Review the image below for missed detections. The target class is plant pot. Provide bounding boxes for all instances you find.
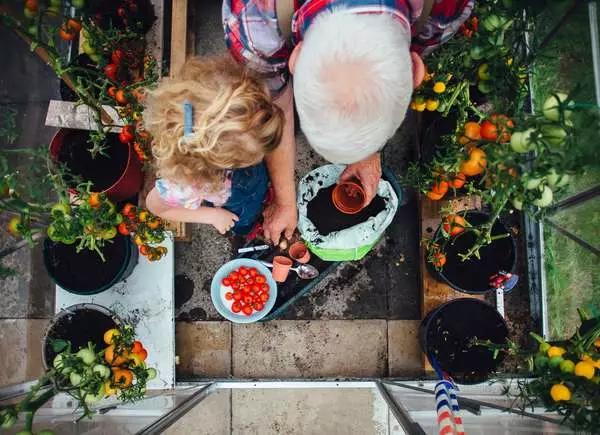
[42,303,120,369]
[272,256,292,282]
[289,241,310,264]
[429,211,517,294]
[50,128,143,201]
[332,181,366,214]
[43,234,138,295]
[419,298,509,384]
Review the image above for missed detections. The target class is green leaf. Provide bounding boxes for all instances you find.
[50,339,68,353]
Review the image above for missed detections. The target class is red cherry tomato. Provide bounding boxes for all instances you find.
[243,295,253,304]
[225,292,233,300]
[232,283,241,291]
[233,292,242,301]
[229,272,238,281]
[260,284,269,291]
[251,284,260,293]
[222,277,231,286]
[260,293,269,302]
[249,268,258,277]
[256,275,266,284]
[242,305,253,315]
[231,302,242,313]
[246,278,255,285]
[254,302,264,311]
[239,267,247,274]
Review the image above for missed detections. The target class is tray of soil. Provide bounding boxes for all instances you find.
[419,298,509,384]
[237,242,339,321]
[43,234,138,295]
[50,128,143,201]
[60,54,100,102]
[42,303,120,369]
[429,211,516,294]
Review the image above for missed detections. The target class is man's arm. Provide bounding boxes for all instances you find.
[262,83,298,244]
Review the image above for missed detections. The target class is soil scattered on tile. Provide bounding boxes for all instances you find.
[307,185,386,235]
[175,274,195,309]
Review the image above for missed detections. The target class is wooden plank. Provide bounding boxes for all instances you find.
[419,195,483,371]
[45,100,123,131]
[170,0,188,77]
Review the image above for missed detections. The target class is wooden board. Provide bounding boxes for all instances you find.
[419,195,483,371]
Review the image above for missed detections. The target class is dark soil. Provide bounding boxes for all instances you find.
[440,212,516,293]
[44,235,130,294]
[44,307,117,367]
[57,130,128,192]
[307,185,386,236]
[422,298,509,384]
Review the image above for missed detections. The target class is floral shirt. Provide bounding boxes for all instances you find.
[155,174,233,209]
[223,0,474,95]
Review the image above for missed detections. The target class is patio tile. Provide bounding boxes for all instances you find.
[0,319,50,385]
[175,321,231,378]
[231,388,388,435]
[387,320,424,377]
[164,388,231,435]
[232,320,387,378]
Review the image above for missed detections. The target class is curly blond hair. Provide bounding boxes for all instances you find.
[143,55,283,190]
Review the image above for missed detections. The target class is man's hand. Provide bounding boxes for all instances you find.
[339,152,382,205]
[263,202,297,245]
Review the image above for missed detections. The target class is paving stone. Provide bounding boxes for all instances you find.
[164,389,232,435]
[0,319,50,385]
[387,320,424,377]
[232,320,387,378]
[176,321,231,378]
[231,388,388,435]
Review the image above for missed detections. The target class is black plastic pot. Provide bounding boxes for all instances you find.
[43,234,138,295]
[419,298,509,384]
[43,304,120,369]
[429,211,517,294]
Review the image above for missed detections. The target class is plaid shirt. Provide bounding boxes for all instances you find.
[223,0,474,95]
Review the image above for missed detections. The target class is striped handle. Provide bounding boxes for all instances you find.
[435,380,466,435]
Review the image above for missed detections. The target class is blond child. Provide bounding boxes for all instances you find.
[143,56,284,234]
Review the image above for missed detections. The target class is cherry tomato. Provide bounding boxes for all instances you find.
[115,89,128,105]
[108,86,117,98]
[117,7,126,16]
[231,301,242,313]
[229,272,239,281]
[104,63,118,81]
[256,275,266,284]
[119,125,135,143]
[249,268,258,277]
[242,305,253,316]
[222,277,231,287]
[225,292,233,300]
[260,284,269,291]
[260,293,269,302]
[246,278,255,285]
[111,49,123,64]
[233,292,242,301]
[232,282,241,290]
[239,267,247,274]
[243,295,253,304]
[117,222,129,236]
[254,302,264,311]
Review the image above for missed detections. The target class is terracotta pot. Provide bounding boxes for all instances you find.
[289,241,310,264]
[272,256,293,282]
[332,181,366,214]
[50,128,143,202]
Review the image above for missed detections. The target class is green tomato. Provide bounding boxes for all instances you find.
[146,367,157,380]
[93,364,111,379]
[51,202,71,217]
[462,55,473,68]
[477,63,491,81]
[38,430,55,435]
[542,93,571,121]
[70,371,83,387]
[532,185,553,208]
[555,173,570,188]
[548,356,564,369]
[477,80,493,94]
[46,5,60,16]
[114,213,124,225]
[50,0,62,6]
[534,354,549,369]
[539,342,551,353]
[23,8,36,19]
[82,40,96,56]
[84,384,105,405]
[525,177,543,190]
[72,0,85,9]
[76,348,96,365]
[541,125,567,146]
[26,25,38,37]
[47,224,62,242]
[89,54,102,63]
[510,129,535,153]
[560,359,575,374]
[483,15,502,32]
[53,353,72,375]
[511,197,523,211]
[101,227,117,240]
[61,234,77,245]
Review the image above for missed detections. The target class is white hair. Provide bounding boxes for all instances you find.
[293,10,413,164]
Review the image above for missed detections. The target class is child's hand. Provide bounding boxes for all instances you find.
[208,208,239,234]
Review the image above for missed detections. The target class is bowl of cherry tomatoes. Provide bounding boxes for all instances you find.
[210,259,277,323]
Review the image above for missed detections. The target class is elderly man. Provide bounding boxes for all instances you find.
[223,0,474,244]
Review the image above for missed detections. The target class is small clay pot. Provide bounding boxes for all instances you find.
[289,241,310,264]
[272,256,293,282]
[332,181,366,214]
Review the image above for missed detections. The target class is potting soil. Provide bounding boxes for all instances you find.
[58,130,128,192]
[424,299,508,384]
[45,236,129,293]
[44,308,117,367]
[306,184,386,236]
[441,214,515,293]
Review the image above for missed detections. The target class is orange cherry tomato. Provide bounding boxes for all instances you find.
[87,192,101,208]
[460,148,487,176]
[112,368,133,388]
[131,340,143,353]
[443,215,467,237]
[464,121,481,141]
[430,252,447,268]
[449,173,466,189]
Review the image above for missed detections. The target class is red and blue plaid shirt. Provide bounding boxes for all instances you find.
[223,0,474,95]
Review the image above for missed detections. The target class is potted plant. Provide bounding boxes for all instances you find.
[420,298,509,384]
[478,308,600,433]
[0,304,156,434]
